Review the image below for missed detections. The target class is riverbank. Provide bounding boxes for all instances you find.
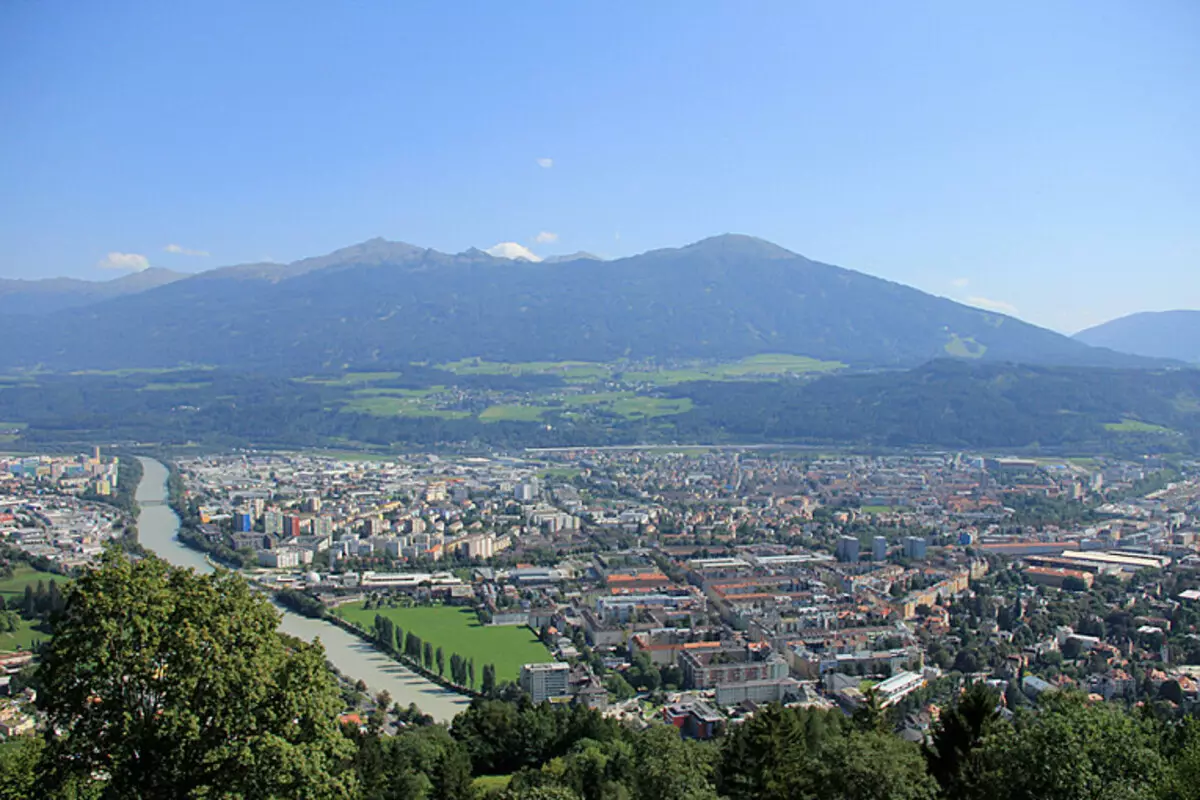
[133,456,470,722]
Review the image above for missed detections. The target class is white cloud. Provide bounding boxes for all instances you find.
[97,252,150,272]
[164,243,210,256]
[951,277,970,288]
[536,157,554,169]
[485,242,543,262]
[966,295,1019,315]
[534,231,558,244]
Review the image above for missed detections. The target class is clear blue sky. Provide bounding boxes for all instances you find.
[1,1,1196,332]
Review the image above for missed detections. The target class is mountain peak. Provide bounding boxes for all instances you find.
[544,251,604,264]
[684,234,799,259]
[284,238,427,276]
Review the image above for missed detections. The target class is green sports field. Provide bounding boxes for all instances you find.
[0,565,64,601]
[335,603,552,682]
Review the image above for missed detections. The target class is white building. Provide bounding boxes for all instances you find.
[520,662,570,704]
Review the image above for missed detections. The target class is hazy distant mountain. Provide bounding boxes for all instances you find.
[0,267,186,316]
[1075,311,1200,364]
[0,234,1157,372]
[544,252,604,263]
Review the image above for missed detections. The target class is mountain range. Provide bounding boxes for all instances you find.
[1075,310,1200,364]
[0,235,1170,373]
[0,267,185,317]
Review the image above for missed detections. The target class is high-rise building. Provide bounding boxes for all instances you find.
[520,662,570,704]
[264,510,284,536]
[903,536,928,560]
[234,512,253,533]
[836,535,860,563]
[872,536,888,562]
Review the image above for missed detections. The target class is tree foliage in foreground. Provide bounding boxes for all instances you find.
[35,550,356,798]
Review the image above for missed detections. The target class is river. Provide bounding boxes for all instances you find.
[133,457,470,722]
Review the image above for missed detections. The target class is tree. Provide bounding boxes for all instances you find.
[0,736,43,800]
[814,731,936,800]
[604,672,636,701]
[717,704,837,800]
[976,692,1168,800]
[925,681,1001,797]
[469,658,476,690]
[632,725,718,800]
[35,550,357,798]
[482,663,497,696]
[424,641,435,671]
[436,646,445,677]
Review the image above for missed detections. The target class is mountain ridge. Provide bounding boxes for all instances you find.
[1076,310,1200,364]
[0,234,1165,373]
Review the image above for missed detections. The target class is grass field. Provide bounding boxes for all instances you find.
[943,335,987,359]
[0,566,63,653]
[624,354,843,385]
[340,388,471,419]
[479,404,552,422]
[560,391,693,418]
[474,775,514,794]
[0,617,46,652]
[1105,418,1176,434]
[439,358,612,382]
[860,505,897,515]
[335,604,551,682]
[140,381,211,392]
[0,566,63,601]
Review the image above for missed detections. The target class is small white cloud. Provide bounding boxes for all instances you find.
[164,243,210,257]
[97,252,150,272]
[485,242,543,262]
[951,277,970,289]
[967,295,1019,315]
[536,157,554,169]
[534,231,558,244]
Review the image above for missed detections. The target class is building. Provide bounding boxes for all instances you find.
[903,536,927,560]
[1025,566,1094,589]
[264,510,284,536]
[233,513,253,533]
[680,646,789,690]
[520,662,570,704]
[715,677,801,706]
[872,536,888,562]
[836,536,860,563]
[282,515,303,538]
[874,670,926,707]
[662,699,723,740]
[258,548,301,569]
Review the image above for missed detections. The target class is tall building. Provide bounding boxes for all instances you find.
[836,535,859,563]
[264,510,284,536]
[520,662,570,704]
[282,515,303,538]
[872,536,888,562]
[903,536,927,560]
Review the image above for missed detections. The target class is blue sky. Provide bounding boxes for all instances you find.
[1,1,1196,333]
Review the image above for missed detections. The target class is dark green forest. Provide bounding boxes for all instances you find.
[1,361,1198,455]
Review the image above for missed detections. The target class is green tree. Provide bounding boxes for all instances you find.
[925,681,1001,797]
[632,725,717,800]
[976,692,1168,800]
[0,736,44,800]
[813,731,936,800]
[436,646,445,677]
[482,664,497,696]
[35,550,357,798]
